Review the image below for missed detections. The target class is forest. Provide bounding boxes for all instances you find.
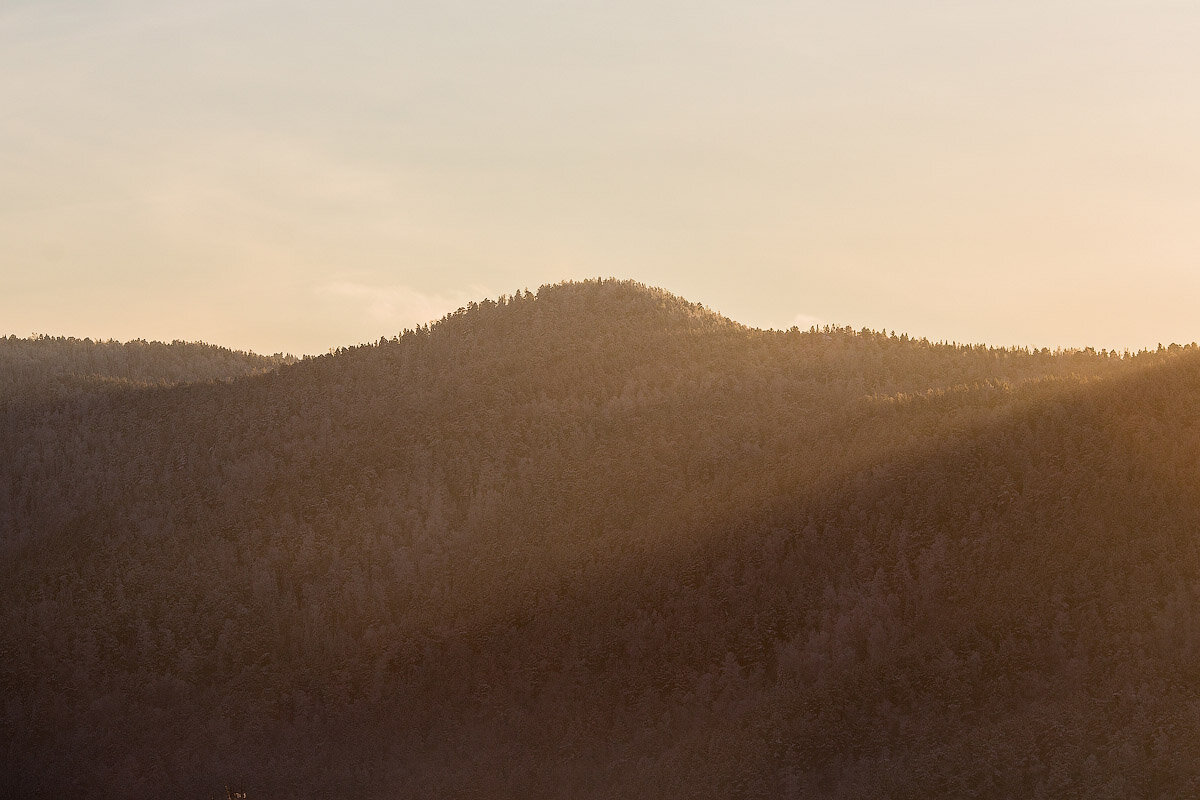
[3,279,1199,798]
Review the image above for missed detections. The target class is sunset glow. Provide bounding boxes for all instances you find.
[4,1,1197,352]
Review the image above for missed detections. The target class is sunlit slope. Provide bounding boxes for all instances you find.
[2,279,1197,798]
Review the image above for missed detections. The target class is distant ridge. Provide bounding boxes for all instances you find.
[0,334,290,408]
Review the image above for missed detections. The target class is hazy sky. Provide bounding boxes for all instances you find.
[3,0,1198,354]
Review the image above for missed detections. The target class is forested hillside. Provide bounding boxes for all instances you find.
[3,280,1198,798]
[0,335,291,409]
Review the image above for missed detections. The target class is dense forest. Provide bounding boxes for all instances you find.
[0,335,291,407]
[3,279,1199,798]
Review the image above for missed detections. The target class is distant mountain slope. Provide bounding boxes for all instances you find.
[2,279,1197,798]
[0,334,291,409]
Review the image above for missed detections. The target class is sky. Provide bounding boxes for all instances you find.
[3,0,1199,355]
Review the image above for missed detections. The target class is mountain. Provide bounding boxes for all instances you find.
[2,279,1198,798]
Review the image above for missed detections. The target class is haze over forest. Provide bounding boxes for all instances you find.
[6,1,1200,797]
[4,279,1200,798]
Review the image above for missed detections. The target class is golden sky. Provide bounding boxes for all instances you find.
[3,0,1198,354]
